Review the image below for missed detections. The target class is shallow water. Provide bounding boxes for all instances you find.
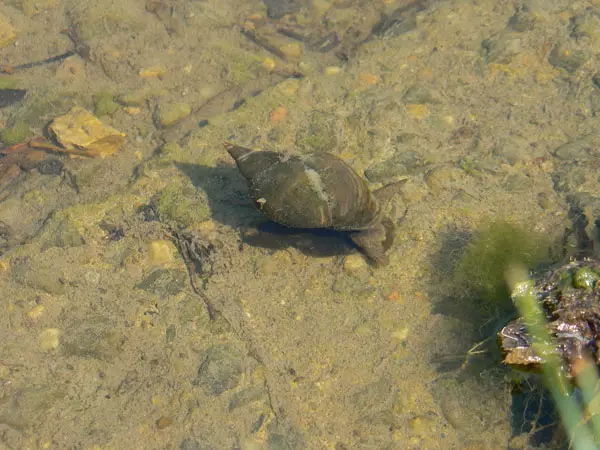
[0,0,597,448]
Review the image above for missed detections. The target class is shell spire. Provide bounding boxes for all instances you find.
[223,141,250,160]
[223,141,281,181]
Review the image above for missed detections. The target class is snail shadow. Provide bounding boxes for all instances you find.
[175,162,357,259]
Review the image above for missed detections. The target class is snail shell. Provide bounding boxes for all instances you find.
[224,142,380,230]
[224,141,394,265]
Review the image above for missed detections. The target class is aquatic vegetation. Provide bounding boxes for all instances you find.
[453,221,553,315]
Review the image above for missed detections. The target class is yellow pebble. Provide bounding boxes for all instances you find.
[342,253,368,276]
[148,240,175,265]
[262,58,276,71]
[279,43,303,59]
[324,66,343,75]
[27,304,45,320]
[359,74,379,85]
[124,106,141,116]
[39,328,60,351]
[406,104,430,120]
[139,67,166,79]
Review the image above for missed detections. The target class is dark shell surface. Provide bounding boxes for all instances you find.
[228,144,380,231]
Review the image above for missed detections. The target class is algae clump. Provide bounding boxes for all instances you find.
[453,221,553,315]
[152,183,210,229]
[1,121,30,146]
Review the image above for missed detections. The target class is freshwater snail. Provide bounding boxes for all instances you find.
[224,141,400,266]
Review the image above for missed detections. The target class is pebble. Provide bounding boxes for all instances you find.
[154,102,192,128]
[195,344,246,395]
[408,415,437,437]
[342,253,369,277]
[27,304,45,320]
[148,240,176,266]
[364,151,423,183]
[48,107,126,158]
[38,328,60,351]
[136,269,187,298]
[548,43,587,73]
[156,416,173,429]
[12,259,65,295]
[62,319,122,361]
[481,33,522,64]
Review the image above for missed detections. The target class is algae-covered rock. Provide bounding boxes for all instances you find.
[0,76,20,90]
[0,386,62,429]
[295,111,337,152]
[548,43,588,73]
[152,183,210,229]
[67,0,148,43]
[62,317,123,360]
[136,269,187,298]
[154,102,192,128]
[11,257,65,295]
[195,344,246,395]
[1,121,30,146]
[42,217,85,250]
[93,92,120,117]
[572,265,599,289]
[118,89,150,106]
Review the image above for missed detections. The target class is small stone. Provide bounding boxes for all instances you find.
[139,67,166,78]
[573,266,599,289]
[481,33,522,64]
[27,304,45,320]
[342,253,369,278]
[45,218,85,249]
[148,240,175,266]
[508,9,535,32]
[48,107,126,158]
[136,269,187,298]
[93,92,120,117]
[152,183,211,229]
[11,258,65,295]
[156,416,173,429]
[1,121,30,146]
[38,328,60,351]
[406,104,429,120]
[154,102,192,128]
[310,0,331,17]
[62,318,123,360]
[279,43,303,59]
[264,0,301,19]
[425,166,464,195]
[0,387,61,429]
[548,43,587,73]
[118,89,150,106]
[324,66,343,76]
[365,151,423,183]
[195,344,245,395]
[403,84,442,104]
[409,415,436,437]
[36,159,64,175]
[553,134,600,160]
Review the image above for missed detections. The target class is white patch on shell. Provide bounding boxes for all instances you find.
[304,168,329,204]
